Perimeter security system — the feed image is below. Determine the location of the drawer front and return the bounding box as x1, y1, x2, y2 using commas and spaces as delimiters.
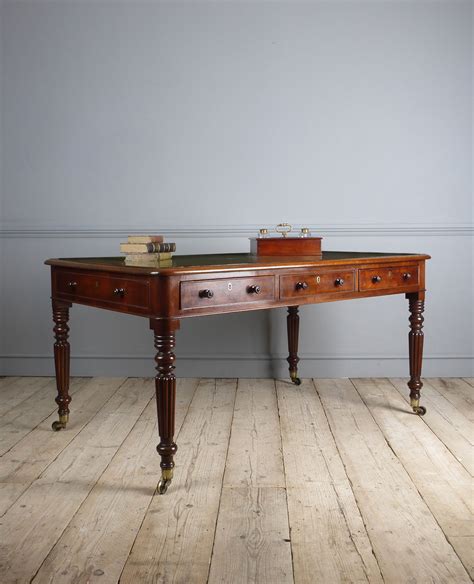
180, 276, 275, 309
359, 265, 419, 291
57, 271, 150, 309
280, 269, 355, 299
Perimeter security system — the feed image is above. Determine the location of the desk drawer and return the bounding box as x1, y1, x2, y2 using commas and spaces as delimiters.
57, 271, 150, 309
180, 276, 275, 309
359, 265, 419, 291
280, 269, 355, 299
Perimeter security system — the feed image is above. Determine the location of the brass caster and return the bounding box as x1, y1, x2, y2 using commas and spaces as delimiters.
157, 469, 173, 495
410, 399, 426, 416
157, 478, 172, 494
290, 372, 302, 386
52, 415, 68, 431
413, 405, 427, 416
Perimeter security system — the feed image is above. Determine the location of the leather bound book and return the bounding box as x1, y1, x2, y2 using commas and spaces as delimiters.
120, 242, 176, 253
127, 235, 164, 244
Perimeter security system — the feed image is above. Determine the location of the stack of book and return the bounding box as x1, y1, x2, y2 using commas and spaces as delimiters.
120, 235, 176, 266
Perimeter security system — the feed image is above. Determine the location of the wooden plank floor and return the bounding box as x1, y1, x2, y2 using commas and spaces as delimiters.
0, 377, 472, 584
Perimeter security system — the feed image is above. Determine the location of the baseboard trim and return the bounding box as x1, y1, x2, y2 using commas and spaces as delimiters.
2, 354, 472, 378
1, 353, 471, 361
0, 223, 472, 238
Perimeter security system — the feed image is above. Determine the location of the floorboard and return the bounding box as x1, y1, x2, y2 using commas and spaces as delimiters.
0, 377, 53, 417
119, 379, 237, 584
32, 379, 198, 584
0, 376, 471, 584
222, 378, 285, 489
0, 377, 89, 456
315, 378, 471, 583
353, 378, 473, 578
278, 379, 383, 584
427, 378, 474, 421
0, 377, 152, 583
390, 377, 473, 475
210, 379, 293, 584
0, 377, 126, 516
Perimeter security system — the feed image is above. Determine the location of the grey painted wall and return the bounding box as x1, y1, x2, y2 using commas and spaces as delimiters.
0, 3, 3, 368
0, 0, 472, 378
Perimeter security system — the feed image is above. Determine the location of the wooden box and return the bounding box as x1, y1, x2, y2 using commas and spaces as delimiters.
250, 237, 322, 257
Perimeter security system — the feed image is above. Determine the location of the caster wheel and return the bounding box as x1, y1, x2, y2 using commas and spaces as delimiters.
413, 406, 427, 416
292, 377, 302, 386
52, 420, 66, 431
157, 478, 171, 495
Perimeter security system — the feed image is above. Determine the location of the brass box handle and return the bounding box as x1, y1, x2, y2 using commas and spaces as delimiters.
275, 223, 292, 238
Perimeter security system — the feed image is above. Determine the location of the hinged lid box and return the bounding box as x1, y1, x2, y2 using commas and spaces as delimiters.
250, 237, 322, 257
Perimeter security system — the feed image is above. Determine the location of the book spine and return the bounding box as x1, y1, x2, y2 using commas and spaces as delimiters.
147, 242, 176, 253
120, 242, 176, 253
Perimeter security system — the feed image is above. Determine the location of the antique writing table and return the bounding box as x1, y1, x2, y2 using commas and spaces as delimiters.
45, 251, 430, 493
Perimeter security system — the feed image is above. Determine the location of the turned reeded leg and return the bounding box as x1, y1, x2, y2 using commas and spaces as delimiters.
407, 292, 426, 416
52, 300, 72, 431
151, 318, 180, 494
287, 306, 301, 385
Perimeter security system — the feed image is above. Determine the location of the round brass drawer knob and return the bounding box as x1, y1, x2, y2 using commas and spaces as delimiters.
113, 288, 125, 297
335, 278, 345, 286
248, 285, 261, 294
68, 281, 77, 289
199, 289, 214, 299
296, 281, 308, 290
403, 273, 412, 280
372, 275, 382, 283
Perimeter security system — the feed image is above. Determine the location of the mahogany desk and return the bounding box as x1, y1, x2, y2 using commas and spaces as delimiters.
45, 251, 430, 493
